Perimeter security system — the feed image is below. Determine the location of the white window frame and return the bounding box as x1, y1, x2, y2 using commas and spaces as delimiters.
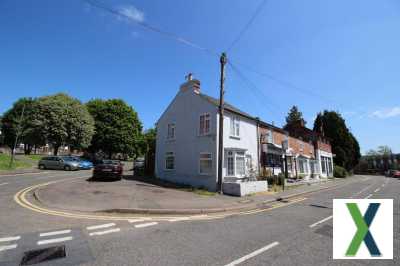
165, 152, 175, 170
226, 150, 246, 177
230, 116, 240, 138
167, 123, 175, 140
267, 129, 273, 144
199, 113, 211, 136
199, 152, 212, 175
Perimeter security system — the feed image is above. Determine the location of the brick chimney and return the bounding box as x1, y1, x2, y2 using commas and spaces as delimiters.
180, 73, 201, 94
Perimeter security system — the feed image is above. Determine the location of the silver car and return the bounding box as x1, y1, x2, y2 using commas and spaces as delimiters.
38, 156, 80, 171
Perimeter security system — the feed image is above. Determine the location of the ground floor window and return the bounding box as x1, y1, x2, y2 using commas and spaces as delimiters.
298, 158, 308, 174
226, 150, 246, 177
199, 153, 212, 174
263, 153, 282, 167
321, 156, 327, 173
327, 157, 333, 174
165, 152, 175, 170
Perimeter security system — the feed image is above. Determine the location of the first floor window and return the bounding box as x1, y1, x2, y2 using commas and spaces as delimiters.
199, 153, 212, 174
167, 123, 175, 139
199, 113, 210, 135
165, 152, 175, 170
230, 117, 240, 137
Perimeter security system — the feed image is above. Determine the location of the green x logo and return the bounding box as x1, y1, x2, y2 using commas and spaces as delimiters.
346, 203, 381, 257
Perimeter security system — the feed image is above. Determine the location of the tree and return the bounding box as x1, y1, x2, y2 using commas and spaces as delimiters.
377, 145, 392, 156
1, 98, 45, 154
313, 111, 361, 171
37, 93, 94, 155
285, 105, 306, 127
86, 99, 143, 159
142, 128, 156, 175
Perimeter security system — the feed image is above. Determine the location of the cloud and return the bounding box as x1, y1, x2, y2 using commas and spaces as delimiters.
117, 5, 144, 23
370, 107, 400, 119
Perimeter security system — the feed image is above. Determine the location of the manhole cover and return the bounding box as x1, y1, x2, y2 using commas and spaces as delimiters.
20, 245, 66, 265
309, 204, 329, 209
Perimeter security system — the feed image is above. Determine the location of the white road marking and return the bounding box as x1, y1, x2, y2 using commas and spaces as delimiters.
168, 217, 190, 222
87, 223, 115, 230
0, 182, 9, 186
135, 222, 158, 228
224, 241, 280, 266
37, 236, 73, 245
374, 188, 380, 193
353, 184, 373, 197
0, 236, 20, 242
128, 219, 148, 223
309, 216, 333, 228
190, 214, 208, 219
39, 230, 71, 237
89, 228, 120, 236
365, 194, 373, 199
0, 244, 18, 252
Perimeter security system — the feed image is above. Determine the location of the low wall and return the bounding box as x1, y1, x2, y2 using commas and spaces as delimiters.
223, 181, 268, 197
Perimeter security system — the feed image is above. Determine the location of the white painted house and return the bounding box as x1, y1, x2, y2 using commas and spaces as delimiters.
155, 76, 261, 192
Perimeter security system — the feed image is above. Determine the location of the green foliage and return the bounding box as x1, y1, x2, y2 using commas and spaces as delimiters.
313, 111, 361, 171
285, 105, 306, 127
1, 98, 45, 153
334, 165, 348, 178
86, 99, 142, 158
37, 93, 95, 154
0, 154, 32, 171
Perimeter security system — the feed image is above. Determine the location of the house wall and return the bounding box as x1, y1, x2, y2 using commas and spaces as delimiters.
155, 83, 218, 191
217, 111, 259, 179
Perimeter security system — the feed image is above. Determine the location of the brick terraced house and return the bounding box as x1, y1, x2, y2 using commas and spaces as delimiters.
155, 75, 334, 194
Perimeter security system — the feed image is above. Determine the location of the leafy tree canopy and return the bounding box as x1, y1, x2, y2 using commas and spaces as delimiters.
313, 110, 361, 171
1, 97, 45, 153
37, 93, 95, 154
285, 105, 306, 127
86, 99, 142, 158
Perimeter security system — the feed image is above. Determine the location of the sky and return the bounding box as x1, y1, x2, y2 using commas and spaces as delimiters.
1, 0, 399, 154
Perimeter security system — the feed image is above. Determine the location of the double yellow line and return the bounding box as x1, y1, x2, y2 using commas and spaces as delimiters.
14, 178, 307, 222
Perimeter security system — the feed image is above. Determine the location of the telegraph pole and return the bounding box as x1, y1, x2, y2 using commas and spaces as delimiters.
217, 53, 227, 193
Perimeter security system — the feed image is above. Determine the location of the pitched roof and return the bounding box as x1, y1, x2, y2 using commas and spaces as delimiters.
198, 93, 287, 134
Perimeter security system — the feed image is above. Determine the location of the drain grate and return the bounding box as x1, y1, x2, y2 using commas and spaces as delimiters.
20, 245, 66, 265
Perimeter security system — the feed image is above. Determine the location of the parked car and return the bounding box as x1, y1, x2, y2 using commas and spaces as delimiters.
393, 170, 400, 178
65, 156, 94, 170
92, 160, 123, 180
385, 170, 395, 177
38, 156, 80, 171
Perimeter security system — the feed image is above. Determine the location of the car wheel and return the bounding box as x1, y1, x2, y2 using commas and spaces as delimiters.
64, 165, 71, 171
39, 164, 46, 170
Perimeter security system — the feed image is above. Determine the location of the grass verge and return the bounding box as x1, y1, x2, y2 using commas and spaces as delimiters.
0, 154, 32, 171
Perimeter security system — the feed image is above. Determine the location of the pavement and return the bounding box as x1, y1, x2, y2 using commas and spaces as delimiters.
0, 171, 398, 266
31, 174, 347, 215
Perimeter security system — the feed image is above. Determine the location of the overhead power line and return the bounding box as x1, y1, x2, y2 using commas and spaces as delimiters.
83, 0, 219, 57
226, 0, 269, 52
229, 59, 336, 107
228, 61, 284, 118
